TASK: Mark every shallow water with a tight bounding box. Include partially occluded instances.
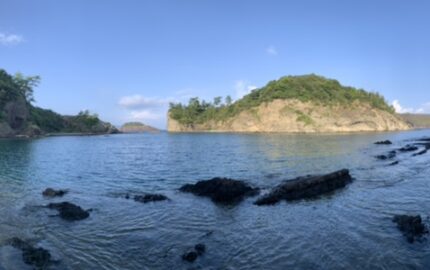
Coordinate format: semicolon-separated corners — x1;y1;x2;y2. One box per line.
1;130;430;269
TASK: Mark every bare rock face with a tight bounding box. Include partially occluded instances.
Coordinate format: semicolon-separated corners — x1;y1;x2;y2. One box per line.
180;178;259;204
4;100;28;130
168;99;411;133
255;169;352;205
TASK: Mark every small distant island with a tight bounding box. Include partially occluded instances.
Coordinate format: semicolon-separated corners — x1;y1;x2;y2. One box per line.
168;74;412;133
0;69;118;138
120;122;160;133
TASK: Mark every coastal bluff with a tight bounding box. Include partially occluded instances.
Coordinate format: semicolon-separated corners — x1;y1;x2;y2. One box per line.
167;75;410;133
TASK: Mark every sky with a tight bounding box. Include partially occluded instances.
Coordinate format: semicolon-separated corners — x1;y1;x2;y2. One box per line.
1;0;430;129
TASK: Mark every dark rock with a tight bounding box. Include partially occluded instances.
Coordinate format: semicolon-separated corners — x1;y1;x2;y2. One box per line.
182;251;198;262
42;188;67;197
47;202;90;221
255;169;352;206
374;140;392;145
398;145;419;152
194;243;206;255
179;177;259;204
375;150;396;160
125;193;130;199
392;215;428;243
412;149;427;156
6;237;53;269
388;161;399;166
133;193;168;203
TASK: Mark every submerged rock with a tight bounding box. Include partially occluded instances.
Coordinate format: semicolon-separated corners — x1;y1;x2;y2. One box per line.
392;215;428;243
375;150;396;160
374;140;392;145
388;161;399;166
42;188;67;197
255;169;352;206
6;237;54;269
179;177;259;204
47;202;90;221
182;251;198;262
398;145;419;152
412;149;428;156
133;194;168;203
181;243;206;263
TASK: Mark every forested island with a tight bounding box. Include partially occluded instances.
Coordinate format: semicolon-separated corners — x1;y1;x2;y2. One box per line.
168;74;411;133
0;69;118;138
120;122;160;133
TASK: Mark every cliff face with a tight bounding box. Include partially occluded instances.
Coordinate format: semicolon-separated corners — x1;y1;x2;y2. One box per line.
168;99;411;133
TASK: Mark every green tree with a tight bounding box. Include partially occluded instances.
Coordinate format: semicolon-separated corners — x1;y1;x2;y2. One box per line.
13;73;41;103
225;95;232;106
213;96;222;107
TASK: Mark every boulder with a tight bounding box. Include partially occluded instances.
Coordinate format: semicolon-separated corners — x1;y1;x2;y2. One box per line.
179;177;259;204
42;188;67;197
255;169;352;206
133;194;168;203
47;202;90;221
6;237;53;269
374;140;392;145
392;215;428;243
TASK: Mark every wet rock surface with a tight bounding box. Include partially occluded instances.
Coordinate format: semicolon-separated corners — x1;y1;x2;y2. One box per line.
47;202;90;221
392;215;428;243
42;188;68;197
388;161;399;166
412;149;428;156
181;243;206;262
374;140;392;145
255;169;352;206
133;194;168;203
179;177;259;204
6;237;54;269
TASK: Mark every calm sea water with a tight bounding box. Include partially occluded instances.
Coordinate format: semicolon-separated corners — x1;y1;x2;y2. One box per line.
1;130;430;270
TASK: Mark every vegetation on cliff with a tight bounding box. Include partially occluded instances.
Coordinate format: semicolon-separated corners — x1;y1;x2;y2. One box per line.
0;69;117;137
169;74;395;125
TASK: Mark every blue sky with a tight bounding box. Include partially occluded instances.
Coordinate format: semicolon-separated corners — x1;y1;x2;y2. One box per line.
1;0;429;128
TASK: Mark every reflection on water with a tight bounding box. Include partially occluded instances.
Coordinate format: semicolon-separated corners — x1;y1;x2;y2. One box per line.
1;130;430;269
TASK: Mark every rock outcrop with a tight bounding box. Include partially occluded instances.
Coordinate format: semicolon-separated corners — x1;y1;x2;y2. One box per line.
392;215;428;243
180;178;259;204
255;169;352;205
47;202;90;221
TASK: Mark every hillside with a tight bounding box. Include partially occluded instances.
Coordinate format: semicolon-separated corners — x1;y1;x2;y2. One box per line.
168;74;411;133
0;69;118;138
120;122;160;133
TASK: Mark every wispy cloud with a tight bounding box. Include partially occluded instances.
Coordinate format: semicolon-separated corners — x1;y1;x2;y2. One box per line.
118;95;171;122
392;100;430;114
234;80;257;99
0;33;24;46
266;45;278;56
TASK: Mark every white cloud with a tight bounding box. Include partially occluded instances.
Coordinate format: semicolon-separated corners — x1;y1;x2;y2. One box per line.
118;95;169;109
0;33;24;46
266;45;278;56
392;100;430;114
235;80;257;99
130;110;162;120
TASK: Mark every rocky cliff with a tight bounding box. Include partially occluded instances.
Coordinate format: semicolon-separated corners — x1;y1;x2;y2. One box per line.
167;74;411;133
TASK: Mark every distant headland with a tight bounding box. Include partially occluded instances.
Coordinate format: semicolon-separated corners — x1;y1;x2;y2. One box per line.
168;74;412;133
